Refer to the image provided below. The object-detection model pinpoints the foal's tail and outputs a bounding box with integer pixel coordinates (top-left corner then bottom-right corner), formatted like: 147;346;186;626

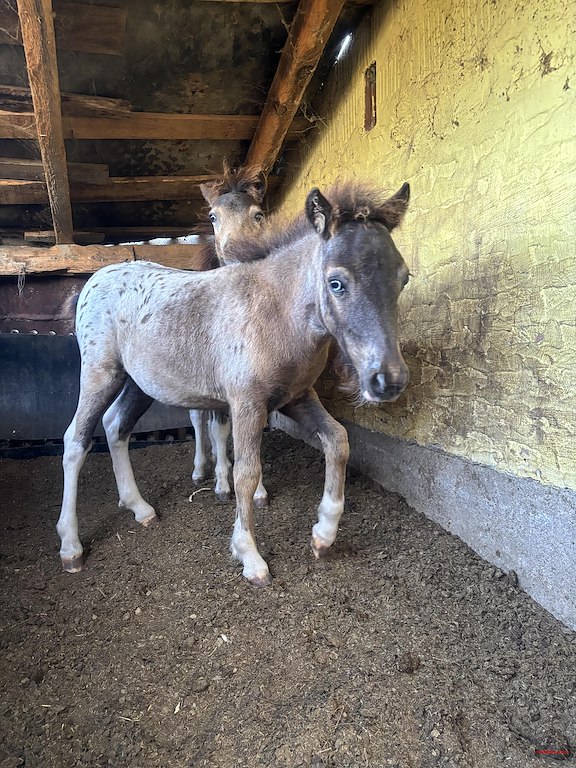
61;291;80;333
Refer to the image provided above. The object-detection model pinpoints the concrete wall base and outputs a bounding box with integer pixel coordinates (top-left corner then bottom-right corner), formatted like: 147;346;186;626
271;414;576;630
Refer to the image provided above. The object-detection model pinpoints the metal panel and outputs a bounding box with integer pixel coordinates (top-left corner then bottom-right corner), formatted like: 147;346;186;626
0;274;86;334
0;334;191;440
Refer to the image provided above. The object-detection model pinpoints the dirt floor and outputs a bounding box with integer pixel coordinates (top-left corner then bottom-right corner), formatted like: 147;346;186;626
0;431;574;768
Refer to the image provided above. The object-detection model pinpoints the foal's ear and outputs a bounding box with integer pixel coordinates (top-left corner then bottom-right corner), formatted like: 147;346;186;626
251;170;268;204
306;188;333;238
200;182;220;207
383;182;410;230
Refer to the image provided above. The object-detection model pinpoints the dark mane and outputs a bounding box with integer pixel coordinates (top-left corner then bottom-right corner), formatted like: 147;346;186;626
196;241;220;270
323;180;410;232
215;162;266;198
197;162;268;237
223;213;310;264
200;162;267;202
223;181;408;264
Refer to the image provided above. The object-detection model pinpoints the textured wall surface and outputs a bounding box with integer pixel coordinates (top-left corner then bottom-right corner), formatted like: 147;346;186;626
281;0;576;490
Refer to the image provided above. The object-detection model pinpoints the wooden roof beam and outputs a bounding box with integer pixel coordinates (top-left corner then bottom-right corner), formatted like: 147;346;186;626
21;228;208;245
0;227;212;245
0;2;127;56
0;112;311;141
195;1;373;4
0;85;131;117
0;174;280;205
0;158;110;185
16;0;74;244
245;0;345;174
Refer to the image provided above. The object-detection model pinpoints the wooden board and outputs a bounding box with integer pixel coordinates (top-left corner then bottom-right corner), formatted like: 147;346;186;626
0;174;281;205
0;244;209;275
24;231;106;245
0;228;211;245
0;176;212;204
0;112;312;140
0;85;131;117
0;1;127;56
17;0;74;244
0;158;110;185
0;112;36;141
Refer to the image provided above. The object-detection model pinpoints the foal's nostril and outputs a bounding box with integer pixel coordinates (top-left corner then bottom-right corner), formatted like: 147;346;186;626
370;372;388;395
385;382;405;396
369;370;407;399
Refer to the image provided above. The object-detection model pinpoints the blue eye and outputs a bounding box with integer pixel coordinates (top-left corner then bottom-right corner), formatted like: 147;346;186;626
329;278;345;295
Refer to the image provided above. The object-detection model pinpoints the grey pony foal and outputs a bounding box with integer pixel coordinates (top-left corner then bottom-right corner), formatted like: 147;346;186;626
57;182;411;586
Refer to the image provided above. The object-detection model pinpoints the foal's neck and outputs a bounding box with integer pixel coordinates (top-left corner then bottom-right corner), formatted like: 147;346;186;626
263;234;329;347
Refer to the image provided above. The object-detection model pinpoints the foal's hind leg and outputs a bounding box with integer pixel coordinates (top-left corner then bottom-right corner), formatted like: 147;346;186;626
209;411;269;506
189;409;208;483
280;389;350;558
102;378;157;526
58;366;125;572
209;411;232;500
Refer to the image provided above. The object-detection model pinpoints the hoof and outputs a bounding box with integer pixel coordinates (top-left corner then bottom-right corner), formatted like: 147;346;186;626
311;534;332;559
215;490;231;502
253;495;269;510
61;555;84;573
192;474;205;485
141;514;160;529
247;571;273;588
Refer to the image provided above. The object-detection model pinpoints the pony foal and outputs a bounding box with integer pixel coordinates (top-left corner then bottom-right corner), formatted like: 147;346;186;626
190;165;269;506
57;182;411;586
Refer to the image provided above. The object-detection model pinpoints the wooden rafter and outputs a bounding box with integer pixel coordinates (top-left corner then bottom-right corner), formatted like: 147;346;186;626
0;85;131;117
0;174;280;205
195;0;373;3
0;112;311;141
0;244;209;275
245;0;345;174
23;231;106;245
0;177;212;205
0;158;110;185
21;229;205;245
16;0;73;244
0;227;211;245
0;2;127;56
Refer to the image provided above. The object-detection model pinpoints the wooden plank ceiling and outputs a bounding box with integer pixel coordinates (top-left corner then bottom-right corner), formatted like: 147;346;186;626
0;0;372;272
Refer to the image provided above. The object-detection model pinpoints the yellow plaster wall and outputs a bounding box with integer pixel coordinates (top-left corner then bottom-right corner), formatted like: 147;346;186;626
281;0;576;489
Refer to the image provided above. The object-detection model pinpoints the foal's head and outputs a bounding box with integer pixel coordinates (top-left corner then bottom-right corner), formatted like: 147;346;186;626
306;182;411;403
200;165;267;265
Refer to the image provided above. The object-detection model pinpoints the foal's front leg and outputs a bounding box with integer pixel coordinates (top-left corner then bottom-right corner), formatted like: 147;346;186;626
229;403;271;586
280;389;350;558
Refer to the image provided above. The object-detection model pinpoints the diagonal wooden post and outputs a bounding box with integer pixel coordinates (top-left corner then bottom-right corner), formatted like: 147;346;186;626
16;0;74;243
245;0;345;175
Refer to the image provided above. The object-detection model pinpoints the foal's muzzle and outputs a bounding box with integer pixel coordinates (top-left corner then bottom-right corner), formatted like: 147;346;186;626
364;364;409;402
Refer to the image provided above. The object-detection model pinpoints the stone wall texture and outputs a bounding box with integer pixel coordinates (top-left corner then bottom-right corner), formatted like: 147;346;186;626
281;0;576;490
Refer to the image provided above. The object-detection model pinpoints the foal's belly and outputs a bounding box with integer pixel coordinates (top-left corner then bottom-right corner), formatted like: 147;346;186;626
127;366;227;412
166;393;228;411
